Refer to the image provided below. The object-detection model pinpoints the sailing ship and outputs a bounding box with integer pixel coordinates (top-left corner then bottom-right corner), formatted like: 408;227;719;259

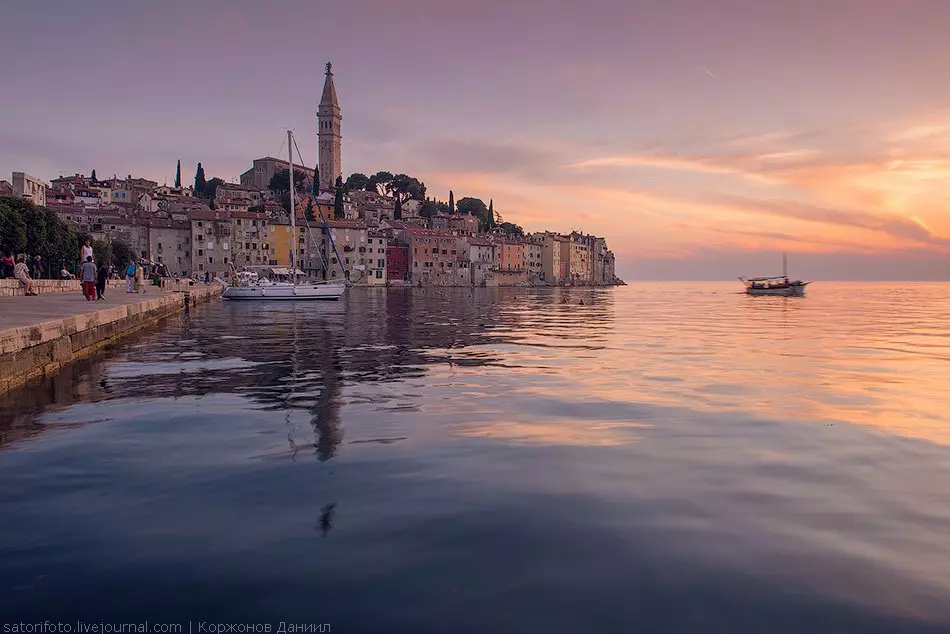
222;130;346;301
739;253;810;297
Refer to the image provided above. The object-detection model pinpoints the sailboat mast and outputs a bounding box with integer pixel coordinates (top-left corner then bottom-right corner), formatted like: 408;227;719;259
782;252;787;278
288;130;295;285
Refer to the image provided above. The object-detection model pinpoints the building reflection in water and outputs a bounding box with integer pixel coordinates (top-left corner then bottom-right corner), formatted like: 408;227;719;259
0;288;618;455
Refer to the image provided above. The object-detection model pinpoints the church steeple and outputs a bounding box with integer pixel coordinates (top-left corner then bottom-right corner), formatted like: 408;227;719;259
317;61;342;191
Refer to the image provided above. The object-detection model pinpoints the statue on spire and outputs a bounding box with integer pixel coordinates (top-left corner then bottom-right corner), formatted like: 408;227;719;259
325;61;332;74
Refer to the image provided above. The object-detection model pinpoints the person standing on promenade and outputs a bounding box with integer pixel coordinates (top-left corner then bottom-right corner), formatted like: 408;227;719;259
96;260;109;300
81;239;94;266
80;256;97;301
134;259;147;293
125;258;136;293
32;254;44;279
1;251;14;278
14;255;38;295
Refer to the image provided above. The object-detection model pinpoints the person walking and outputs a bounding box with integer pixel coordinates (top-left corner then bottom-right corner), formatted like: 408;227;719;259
32;254;44;280
96;260;109;300
80;256;97;301
125;259;136;293
14;255;38;295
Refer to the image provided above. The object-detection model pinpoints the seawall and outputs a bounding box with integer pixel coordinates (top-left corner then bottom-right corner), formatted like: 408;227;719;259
0;285;221;393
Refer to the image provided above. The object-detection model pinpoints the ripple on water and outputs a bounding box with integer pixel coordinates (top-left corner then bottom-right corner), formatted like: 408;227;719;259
1;284;950;631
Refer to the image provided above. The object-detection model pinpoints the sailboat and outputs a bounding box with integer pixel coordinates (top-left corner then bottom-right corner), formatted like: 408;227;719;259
739;253;810;297
222;130;346;301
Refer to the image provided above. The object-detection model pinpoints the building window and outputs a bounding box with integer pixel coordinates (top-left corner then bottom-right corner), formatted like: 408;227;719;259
197;222;203;228
375;270;382;279
198;263;204;271
197;249;203;256
208;257;214;264
224;257;229;264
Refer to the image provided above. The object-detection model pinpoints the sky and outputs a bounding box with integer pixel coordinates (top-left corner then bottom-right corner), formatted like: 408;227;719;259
2;0;950;280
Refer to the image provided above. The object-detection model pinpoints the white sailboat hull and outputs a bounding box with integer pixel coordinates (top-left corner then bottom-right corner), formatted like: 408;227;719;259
745;283;808;297
222;283;346;300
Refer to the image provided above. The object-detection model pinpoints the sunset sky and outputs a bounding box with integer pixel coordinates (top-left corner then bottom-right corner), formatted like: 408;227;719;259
3;0;950;279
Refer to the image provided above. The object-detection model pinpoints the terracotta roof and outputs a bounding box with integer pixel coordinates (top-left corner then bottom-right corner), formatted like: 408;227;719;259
325;220;365;229
148;219;190;229
230;210;267;220
190;209;230;221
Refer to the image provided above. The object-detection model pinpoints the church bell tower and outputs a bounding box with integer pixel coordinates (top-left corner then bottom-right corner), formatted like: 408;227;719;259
317;61;342;192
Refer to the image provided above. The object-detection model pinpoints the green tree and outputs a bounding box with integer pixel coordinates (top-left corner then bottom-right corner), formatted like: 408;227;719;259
457;197;492;230
0;199;28;255
498;222;525;237
92;239;112;269
194;162;206;195
448;190;455;214
368;171;394;196
488;199;496;230
0;197;78;272
204;177;225;199
175;160;181;188
90;169;97;182
394;197;402;220
111;239;134;269
269;168;310;212
305;199;316;221
311;165;320;195
345;172;370;192
333;175;344;219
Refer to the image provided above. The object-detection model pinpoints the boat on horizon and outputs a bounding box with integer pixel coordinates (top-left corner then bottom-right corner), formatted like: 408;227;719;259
222;130;346;301
739;254;810;297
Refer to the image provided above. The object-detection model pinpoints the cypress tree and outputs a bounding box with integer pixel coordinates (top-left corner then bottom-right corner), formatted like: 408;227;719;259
174;160;181;188
333;175;344;219
194;162;206;196
394;197;402;220
488;199;495;229
311;165;320;195
449;190;455;214
90;169;97;182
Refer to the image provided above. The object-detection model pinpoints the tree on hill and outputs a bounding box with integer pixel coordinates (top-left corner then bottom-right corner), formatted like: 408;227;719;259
394;197;402;220
203;177;225;200
448;190;455;213
194;163;206;196
174;160;181;188
498;221;525;237
345;172;370;192
367;171;394;196
488;199;496;230
457;197;492;230
269;168;310;212
90;169;97;182
333;175;345;219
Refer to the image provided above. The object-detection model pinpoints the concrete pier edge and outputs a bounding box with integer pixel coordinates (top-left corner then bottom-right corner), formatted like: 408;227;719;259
0;285;221;394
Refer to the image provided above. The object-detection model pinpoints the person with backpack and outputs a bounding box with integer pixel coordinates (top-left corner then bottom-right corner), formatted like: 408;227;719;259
125;259;137;293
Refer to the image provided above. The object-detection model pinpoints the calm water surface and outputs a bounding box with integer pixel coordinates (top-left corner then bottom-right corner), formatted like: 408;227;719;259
2;283;950;632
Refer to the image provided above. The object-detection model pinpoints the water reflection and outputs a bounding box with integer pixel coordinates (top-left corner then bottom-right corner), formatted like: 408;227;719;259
0;288;616;455
2;284;950;631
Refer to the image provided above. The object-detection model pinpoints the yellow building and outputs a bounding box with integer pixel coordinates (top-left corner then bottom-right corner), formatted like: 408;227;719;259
268;220;297;266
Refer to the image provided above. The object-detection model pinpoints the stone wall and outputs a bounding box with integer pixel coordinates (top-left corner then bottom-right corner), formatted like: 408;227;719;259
0;285;221;393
